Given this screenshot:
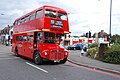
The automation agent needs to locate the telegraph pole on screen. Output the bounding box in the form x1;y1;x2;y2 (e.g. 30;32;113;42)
109;0;112;44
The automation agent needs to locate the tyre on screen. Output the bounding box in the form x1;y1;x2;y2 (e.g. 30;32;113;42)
60;58;67;64
33;51;43;65
15;47;19;57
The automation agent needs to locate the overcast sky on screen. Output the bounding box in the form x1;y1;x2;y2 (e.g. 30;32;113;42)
0;0;120;35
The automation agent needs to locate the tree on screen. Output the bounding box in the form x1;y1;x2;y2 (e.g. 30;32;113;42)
85;32;88;38
80;33;86;37
111;34;120;44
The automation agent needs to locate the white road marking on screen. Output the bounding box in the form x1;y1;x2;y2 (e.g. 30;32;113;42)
26;62;48;73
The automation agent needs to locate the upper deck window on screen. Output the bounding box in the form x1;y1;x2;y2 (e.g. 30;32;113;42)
58;12;67;20
21;18;25;23
45;10;56;18
36;10;43;18
29;14;35;21
17;20;21;25
24;16;29;22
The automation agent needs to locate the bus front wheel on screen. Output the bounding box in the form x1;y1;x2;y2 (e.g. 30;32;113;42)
60;58;67;64
33;51;43;65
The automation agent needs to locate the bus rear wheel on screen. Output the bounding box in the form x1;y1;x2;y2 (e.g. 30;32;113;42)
15;47;19;57
33;51;43;65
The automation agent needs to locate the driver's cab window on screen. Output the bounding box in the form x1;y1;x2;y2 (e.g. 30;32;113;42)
37;32;42;42
44;32;55;44
56;34;63;44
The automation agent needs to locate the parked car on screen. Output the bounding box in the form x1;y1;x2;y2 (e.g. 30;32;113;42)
67;45;75;50
67;43;83;50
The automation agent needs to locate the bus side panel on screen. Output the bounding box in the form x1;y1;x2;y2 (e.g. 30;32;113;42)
24;42;34;59
23;33;34;59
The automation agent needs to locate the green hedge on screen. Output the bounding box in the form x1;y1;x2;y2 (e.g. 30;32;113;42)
103;44;120;64
86;47;98;59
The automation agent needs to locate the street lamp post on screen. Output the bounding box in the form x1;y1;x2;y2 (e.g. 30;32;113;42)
109;0;112;44
98;0;112;44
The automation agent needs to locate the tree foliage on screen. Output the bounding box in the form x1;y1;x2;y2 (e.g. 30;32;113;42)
103;44;120;64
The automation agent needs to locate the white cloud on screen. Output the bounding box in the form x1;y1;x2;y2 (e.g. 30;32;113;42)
63;0;120;35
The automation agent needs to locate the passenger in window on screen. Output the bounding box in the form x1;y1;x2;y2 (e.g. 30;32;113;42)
37;36;42;42
37;33;42;42
28;36;31;42
24;37;27;42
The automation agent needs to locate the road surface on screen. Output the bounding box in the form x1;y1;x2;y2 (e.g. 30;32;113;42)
0;44;120;80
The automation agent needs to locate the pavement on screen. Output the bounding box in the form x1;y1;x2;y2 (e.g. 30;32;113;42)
68;50;120;75
0;43;13;58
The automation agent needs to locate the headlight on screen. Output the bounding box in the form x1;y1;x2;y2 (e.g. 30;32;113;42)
65;52;68;55
44;52;48;56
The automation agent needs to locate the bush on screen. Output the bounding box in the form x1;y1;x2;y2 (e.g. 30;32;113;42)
86;47;98;59
90;43;98;48
115;35;120;44
103;44;120;64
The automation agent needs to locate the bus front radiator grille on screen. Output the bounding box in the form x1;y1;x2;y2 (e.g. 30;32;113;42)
50;50;64;60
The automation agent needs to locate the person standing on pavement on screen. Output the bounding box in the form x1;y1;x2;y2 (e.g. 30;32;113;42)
79;42;84;57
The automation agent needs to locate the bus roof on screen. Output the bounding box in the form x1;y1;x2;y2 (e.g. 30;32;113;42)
15;5;67;21
43;5;67;12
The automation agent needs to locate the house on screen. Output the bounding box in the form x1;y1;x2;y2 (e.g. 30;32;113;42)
93;30;109;44
0;25;13;45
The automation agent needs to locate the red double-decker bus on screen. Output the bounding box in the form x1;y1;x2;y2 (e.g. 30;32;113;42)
12;5;70;64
